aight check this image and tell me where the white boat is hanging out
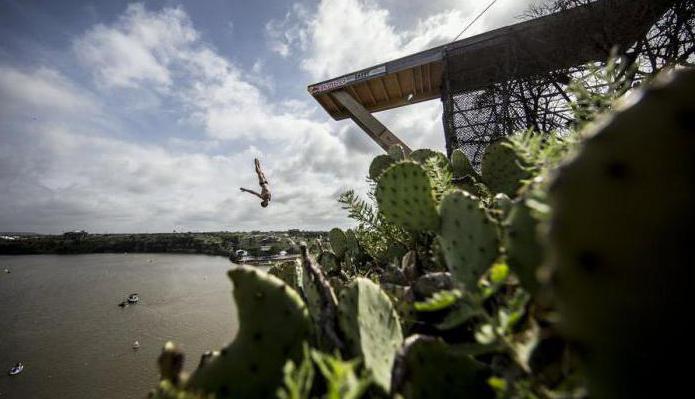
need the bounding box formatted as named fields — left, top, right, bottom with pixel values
left=8, top=362, right=23, bottom=376
left=127, top=293, right=139, bottom=303
left=132, top=341, right=140, bottom=350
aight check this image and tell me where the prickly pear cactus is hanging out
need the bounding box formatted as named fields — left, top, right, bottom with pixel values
left=451, top=149, right=479, bottom=180
left=388, top=144, right=406, bottom=161
left=185, top=266, right=310, bottom=398
left=438, top=190, right=499, bottom=290
left=328, top=227, right=348, bottom=259
left=392, top=335, right=494, bottom=399
left=481, top=139, right=530, bottom=196
left=337, top=278, right=403, bottom=393
left=548, top=69, right=695, bottom=399
left=369, top=154, right=395, bottom=181
left=268, top=259, right=303, bottom=294
left=503, top=201, right=542, bottom=295
left=376, top=161, right=440, bottom=231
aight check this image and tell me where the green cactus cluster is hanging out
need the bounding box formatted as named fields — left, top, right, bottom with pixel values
left=148, top=67, right=693, bottom=399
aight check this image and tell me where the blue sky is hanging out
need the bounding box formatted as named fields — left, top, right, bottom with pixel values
left=0, top=0, right=535, bottom=233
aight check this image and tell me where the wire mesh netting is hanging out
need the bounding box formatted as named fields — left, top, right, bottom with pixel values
left=440, top=0, right=693, bottom=167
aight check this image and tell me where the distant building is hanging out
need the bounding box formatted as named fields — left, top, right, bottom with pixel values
left=260, top=245, right=272, bottom=252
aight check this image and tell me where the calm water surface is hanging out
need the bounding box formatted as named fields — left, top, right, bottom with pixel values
left=0, top=254, right=244, bottom=399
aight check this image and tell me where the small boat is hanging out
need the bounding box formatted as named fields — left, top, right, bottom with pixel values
left=8, top=362, right=23, bottom=376
left=3, top=268, right=10, bottom=274
left=132, top=341, right=140, bottom=350
left=127, top=293, right=139, bottom=304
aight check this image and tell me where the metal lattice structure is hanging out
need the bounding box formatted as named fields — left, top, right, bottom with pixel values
left=308, top=0, right=688, bottom=163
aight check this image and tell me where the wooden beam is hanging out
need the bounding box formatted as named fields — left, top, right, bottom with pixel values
left=330, top=90, right=412, bottom=154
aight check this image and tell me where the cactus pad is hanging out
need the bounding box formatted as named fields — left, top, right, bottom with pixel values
left=451, top=149, right=479, bottom=180
left=376, top=161, right=440, bottom=231
left=186, top=266, right=310, bottom=398
left=503, top=201, right=542, bottom=295
left=408, top=148, right=438, bottom=164
left=268, top=260, right=303, bottom=293
left=337, top=278, right=403, bottom=393
left=438, top=190, right=499, bottom=290
left=369, top=154, right=395, bottom=181
left=481, top=139, right=530, bottom=196
left=388, top=144, right=406, bottom=161
left=392, top=335, right=494, bottom=399
left=328, top=228, right=348, bottom=259
left=548, top=69, right=695, bottom=398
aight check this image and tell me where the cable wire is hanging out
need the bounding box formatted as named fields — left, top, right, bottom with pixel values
left=451, top=0, right=500, bottom=42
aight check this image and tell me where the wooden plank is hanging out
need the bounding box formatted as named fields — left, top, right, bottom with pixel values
left=393, top=73, right=404, bottom=98
left=330, top=90, right=412, bottom=154
left=378, top=78, right=391, bottom=102
left=365, top=82, right=378, bottom=105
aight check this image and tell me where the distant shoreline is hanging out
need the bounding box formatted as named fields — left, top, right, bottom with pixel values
left=0, top=232, right=234, bottom=257
left=0, top=231, right=323, bottom=261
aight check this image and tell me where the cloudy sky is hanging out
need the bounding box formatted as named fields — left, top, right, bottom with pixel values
left=0, top=0, right=536, bottom=233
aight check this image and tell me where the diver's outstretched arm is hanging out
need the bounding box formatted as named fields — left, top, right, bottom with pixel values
left=239, top=187, right=263, bottom=199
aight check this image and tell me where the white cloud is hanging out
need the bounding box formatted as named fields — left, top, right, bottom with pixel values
left=272, top=0, right=536, bottom=80
left=74, top=4, right=198, bottom=89
left=1, top=0, right=539, bottom=233
left=0, top=66, right=99, bottom=115
left=0, top=64, right=361, bottom=233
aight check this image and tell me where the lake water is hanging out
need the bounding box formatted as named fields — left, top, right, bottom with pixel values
left=0, top=254, right=243, bottom=399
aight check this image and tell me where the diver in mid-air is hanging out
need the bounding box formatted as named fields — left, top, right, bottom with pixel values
left=240, top=158, right=272, bottom=208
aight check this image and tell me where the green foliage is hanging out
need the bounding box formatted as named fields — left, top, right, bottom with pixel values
left=311, top=351, right=372, bottom=399
left=569, top=51, right=637, bottom=129
left=414, top=289, right=462, bottom=312
left=338, top=190, right=409, bottom=262
left=277, top=345, right=372, bottom=399
left=277, top=345, right=315, bottom=399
